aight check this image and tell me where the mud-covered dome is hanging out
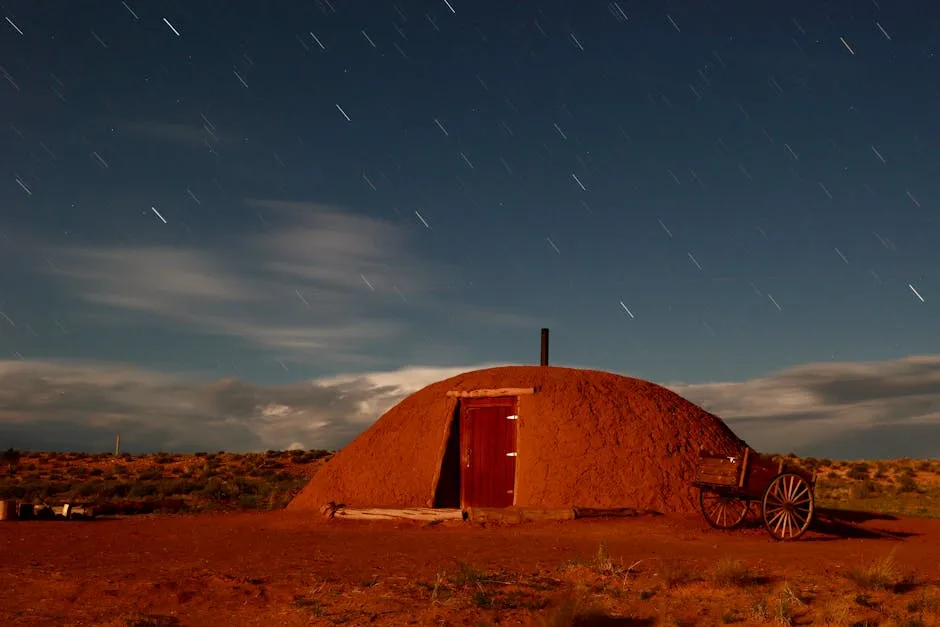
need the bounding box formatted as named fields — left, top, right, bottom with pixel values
left=288, top=366, right=746, bottom=514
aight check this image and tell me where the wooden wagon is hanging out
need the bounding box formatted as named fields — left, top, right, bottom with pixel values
left=692, top=447, right=817, bottom=541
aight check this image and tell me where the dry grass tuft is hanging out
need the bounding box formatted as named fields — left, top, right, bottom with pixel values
left=536, top=586, right=616, bottom=627
left=845, top=552, right=904, bottom=591
left=710, top=558, right=761, bottom=587
left=820, top=596, right=853, bottom=624
left=658, top=558, right=699, bottom=588
left=590, top=542, right=620, bottom=576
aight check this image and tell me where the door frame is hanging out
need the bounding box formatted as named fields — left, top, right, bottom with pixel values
left=458, top=396, right=519, bottom=509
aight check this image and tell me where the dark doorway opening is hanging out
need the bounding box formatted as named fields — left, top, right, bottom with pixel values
left=433, top=405, right=461, bottom=508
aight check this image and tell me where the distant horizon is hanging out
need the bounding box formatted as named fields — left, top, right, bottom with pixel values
left=3, top=353, right=939, bottom=460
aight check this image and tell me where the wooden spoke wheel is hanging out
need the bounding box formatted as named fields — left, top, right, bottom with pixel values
left=699, top=490, right=750, bottom=530
left=761, top=472, right=815, bottom=541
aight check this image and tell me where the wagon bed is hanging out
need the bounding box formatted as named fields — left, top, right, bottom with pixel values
left=692, top=447, right=817, bottom=541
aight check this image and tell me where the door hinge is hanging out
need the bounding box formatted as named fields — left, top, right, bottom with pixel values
left=506, top=414, right=518, bottom=420
left=506, top=452, right=518, bottom=457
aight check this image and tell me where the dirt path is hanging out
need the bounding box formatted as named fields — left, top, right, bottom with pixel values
left=1, top=509, right=939, bottom=626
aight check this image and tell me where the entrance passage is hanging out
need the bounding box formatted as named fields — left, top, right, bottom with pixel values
left=460, top=396, right=518, bottom=508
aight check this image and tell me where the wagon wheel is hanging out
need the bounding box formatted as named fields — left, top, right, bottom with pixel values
left=761, top=472, right=814, bottom=541
left=699, top=490, right=750, bottom=530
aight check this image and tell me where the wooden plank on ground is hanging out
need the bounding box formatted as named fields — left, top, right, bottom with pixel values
left=466, top=507, right=575, bottom=524
left=328, top=507, right=465, bottom=522
left=572, top=507, right=656, bottom=519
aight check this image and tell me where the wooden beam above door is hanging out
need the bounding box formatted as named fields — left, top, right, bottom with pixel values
left=446, top=387, right=537, bottom=398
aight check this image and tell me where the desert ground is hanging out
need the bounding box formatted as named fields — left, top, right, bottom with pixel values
left=1, top=452, right=939, bottom=626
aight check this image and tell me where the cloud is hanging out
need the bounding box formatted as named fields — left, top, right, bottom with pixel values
left=666, top=355, right=940, bottom=459
left=1, top=355, right=939, bottom=458
left=41, top=201, right=527, bottom=366
left=118, top=120, right=224, bottom=150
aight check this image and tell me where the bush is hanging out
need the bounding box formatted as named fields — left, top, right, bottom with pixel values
left=852, top=479, right=878, bottom=499
left=129, top=483, right=159, bottom=498
left=0, top=483, right=26, bottom=499
left=847, top=463, right=870, bottom=480
left=898, top=475, right=919, bottom=493
left=98, top=481, right=133, bottom=499
left=200, top=479, right=237, bottom=501
left=2, top=448, right=21, bottom=468
left=159, top=479, right=204, bottom=496
left=73, top=481, right=103, bottom=498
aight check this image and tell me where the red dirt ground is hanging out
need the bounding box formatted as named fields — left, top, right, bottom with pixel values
left=2, top=510, right=939, bottom=626
left=291, top=366, right=746, bottom=514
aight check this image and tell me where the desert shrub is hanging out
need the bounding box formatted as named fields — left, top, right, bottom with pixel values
left=98, top=481, right=133, bottom=499
left=658, top=559, right=699, bottom=588
left=826, top=470, right=839, bottom=480
left=846, top=554, right=902, bottom=591
left=73, top=480, right=103, bottom=498
left=852, top=479, right=879, bottom=499
left=2, top=448, right=21, bottom=468
left=128, top=482, right=159, bottom=498
left=297, top=450, right=331, bottom=463
left=136, top=469, right=163, bottom=481
left=898, top=475, right=919, bottom=493
left=89, top=467, right=103, bottom=476
left=0, top=483, right=26, bottom=499
left=159, top=479, right=203, bottom=496
left=848, top=463, right=870, bottom=480
left=153, top=453, right=173, bottom=464
left=200, top=478, right=237, bottom=501
left=901, top=467, right=917, bottom=478
left=232, top=477, right=263, bottom=495
left=711, top=558, right=760, bottom=587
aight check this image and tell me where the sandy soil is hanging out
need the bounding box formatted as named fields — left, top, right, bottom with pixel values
left=1, top=509, right=939, bottom=626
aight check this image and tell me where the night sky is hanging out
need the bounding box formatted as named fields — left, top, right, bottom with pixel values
left=1, top=1, right=939, bottom=457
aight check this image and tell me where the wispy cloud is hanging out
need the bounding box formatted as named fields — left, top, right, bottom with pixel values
left=40, top=201, right=527, bottom=365
left=1, top=356, right=939, bottom=458
left=118, top=120, right=224, bottom=150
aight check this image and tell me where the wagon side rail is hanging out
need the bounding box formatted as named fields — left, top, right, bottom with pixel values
left=692, top=447, right=750, bottom=490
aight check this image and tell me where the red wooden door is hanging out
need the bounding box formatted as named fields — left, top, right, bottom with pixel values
left=460, top=397, right=517, bottom=508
